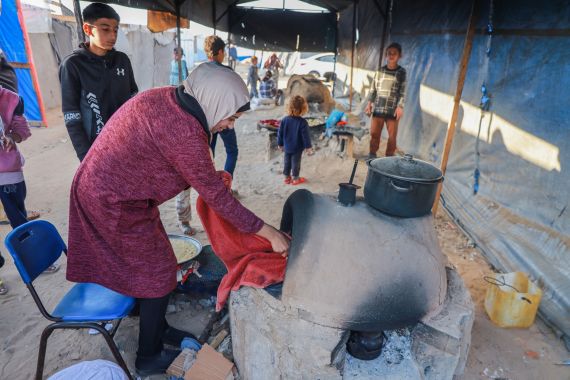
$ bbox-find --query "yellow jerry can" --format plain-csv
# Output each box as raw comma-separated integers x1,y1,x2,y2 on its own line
484,272,542,328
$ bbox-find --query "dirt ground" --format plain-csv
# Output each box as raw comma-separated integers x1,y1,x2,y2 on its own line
0,71,568,379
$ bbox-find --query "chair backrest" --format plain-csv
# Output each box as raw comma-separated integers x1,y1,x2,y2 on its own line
4,220,67,284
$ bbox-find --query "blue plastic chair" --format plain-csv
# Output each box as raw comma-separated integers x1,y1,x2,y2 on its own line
4,220,135,380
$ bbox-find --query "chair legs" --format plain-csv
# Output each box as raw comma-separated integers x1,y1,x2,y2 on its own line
34,321,133,380
90,323,133,380
35,324,57,380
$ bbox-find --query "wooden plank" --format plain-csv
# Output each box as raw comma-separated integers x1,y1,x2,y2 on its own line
432,0,480,215
8,62,30,69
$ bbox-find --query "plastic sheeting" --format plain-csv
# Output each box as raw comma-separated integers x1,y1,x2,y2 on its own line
229,7,336,52
0,0,44,124
337,0,570,339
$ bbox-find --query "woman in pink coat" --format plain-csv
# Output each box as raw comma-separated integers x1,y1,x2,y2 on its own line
67,63,289,376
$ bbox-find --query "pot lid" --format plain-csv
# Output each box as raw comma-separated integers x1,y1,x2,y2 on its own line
368,154,443,182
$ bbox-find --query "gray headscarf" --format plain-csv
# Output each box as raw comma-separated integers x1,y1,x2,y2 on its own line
183,62,249,129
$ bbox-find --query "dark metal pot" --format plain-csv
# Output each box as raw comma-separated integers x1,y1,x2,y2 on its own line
364,154,443,218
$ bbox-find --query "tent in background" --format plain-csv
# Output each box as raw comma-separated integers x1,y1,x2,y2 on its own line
0,0,47,127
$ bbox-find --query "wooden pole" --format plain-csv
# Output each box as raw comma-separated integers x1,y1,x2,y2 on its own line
377,0,389,71
16,0,48,127
432,0,480,215
349,0,358,112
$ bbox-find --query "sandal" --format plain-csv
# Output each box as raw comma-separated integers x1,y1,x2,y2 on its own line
27,210,41,221
43,264,60,274
284,176,292,184
0,279,8,295
291,177,306,185
178,222,196,237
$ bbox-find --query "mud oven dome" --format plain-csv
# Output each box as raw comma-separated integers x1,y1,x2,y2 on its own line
229,187,474,379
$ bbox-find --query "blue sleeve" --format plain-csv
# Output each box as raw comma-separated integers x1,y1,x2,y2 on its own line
277,118,285,146
300,119,312,149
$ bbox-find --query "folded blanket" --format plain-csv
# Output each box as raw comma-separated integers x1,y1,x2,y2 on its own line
196,172,286,311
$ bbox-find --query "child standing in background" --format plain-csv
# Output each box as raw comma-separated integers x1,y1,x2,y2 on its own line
278,95,313,185
365,42,406,158
247,56,260,98
169,47,189,85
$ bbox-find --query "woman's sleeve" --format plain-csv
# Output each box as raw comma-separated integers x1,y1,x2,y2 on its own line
156,121,264,234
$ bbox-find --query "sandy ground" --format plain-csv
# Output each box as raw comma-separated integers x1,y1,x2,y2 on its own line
0,70,568,379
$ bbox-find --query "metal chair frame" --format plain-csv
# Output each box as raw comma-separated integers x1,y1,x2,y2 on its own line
26,277,133,380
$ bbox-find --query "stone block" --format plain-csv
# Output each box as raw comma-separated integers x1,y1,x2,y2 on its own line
412,267,474,379
230,287,347,380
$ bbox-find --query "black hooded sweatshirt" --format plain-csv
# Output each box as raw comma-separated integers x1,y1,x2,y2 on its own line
59,43,138,161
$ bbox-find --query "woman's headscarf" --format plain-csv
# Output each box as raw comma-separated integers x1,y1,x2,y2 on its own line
183,62,249,129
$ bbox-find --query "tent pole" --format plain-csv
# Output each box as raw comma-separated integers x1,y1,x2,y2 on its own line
72,0,84,43
16,0,48,127
377,0,389,71
332,12,339,97
349,0,358,112
213,0,217,33
432,0,480,215
176,0,182,83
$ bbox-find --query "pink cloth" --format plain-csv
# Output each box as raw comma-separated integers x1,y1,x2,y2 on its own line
0,88,31,173
197,172,286,311
67,87,263,298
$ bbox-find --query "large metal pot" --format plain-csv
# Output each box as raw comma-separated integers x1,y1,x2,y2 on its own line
363,154,443,218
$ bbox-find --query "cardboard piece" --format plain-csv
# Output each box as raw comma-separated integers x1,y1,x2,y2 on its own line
166,348,197,378
185,344,234,380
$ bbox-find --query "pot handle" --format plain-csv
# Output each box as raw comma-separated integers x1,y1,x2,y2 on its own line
390,180,414,192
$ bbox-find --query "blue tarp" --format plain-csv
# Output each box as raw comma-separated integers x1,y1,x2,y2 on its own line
0,0,43,124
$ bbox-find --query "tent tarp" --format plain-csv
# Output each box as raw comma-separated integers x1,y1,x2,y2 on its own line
229,7,336,51
0,0,45,124
338,0,570,338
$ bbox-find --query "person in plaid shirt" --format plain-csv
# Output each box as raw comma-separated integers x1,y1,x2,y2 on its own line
365,43,406,157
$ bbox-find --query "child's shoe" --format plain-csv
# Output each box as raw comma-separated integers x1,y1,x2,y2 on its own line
291,177,306,185
284,176,292,184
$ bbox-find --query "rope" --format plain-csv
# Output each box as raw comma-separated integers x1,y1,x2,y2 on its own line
473,0,494,195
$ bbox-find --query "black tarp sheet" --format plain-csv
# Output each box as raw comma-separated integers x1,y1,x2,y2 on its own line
229,7,336,51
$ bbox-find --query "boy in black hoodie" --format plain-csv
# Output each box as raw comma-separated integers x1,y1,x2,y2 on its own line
59,3,138,161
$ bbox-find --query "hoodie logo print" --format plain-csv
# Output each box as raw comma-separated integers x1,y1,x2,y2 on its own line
116,68,125,76
86,92,105,134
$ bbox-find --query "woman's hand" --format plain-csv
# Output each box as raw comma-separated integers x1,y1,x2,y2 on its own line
395,107,404,121
256,223,290,257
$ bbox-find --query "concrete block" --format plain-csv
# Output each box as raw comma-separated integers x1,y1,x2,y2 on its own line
412,267,474,379
230,287,347,380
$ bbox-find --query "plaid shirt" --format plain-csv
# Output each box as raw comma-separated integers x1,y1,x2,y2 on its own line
367,65,406,116
259,79,276,98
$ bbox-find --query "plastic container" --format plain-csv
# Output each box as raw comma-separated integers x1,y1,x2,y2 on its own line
484,272,542,328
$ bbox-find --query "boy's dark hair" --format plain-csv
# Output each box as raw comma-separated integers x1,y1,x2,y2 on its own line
386,42,402,55
287,95,308,117
82,3,120,24
174,47,184,55
204,35,226,58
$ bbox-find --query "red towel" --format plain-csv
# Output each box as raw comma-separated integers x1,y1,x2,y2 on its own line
196,172,286,311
